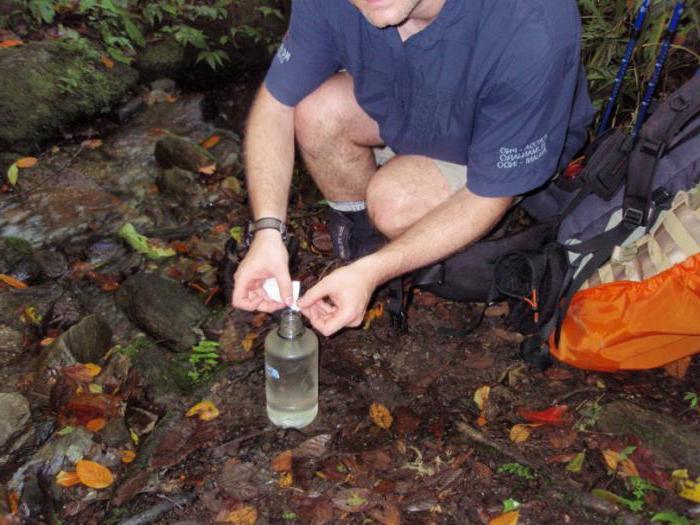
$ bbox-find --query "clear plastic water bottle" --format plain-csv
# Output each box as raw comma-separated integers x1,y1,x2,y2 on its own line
265,309,318,428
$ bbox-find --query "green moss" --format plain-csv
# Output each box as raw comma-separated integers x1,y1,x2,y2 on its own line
135,39,187,82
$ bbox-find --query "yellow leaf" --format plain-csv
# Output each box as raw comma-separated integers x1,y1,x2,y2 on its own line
618,458,639,478
86,418,106,432
16,157,38,168
76,460,114,489
56,470,81,487
224,505,258,525
198,163,217,175
509,424,532,443
6,162,18,186
120,450,137,464
602,449,638,478
369,402,393,430
186,400,220,421
271,450,292,472
40,337,55,346
363,302,384,330
602,449,619,471
100,55,114,69
473,385,491,411
21,306,42,325
84,363,102,377
489,510,519,525
672,469,700,503
277,471,293,488
200,135,221,150
241,332,258,352
0,274,28,289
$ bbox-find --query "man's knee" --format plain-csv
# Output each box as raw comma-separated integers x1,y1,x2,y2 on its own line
294,74,353,148
366,169,415,238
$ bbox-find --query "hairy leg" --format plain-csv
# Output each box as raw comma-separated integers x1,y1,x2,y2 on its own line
294,72,382,202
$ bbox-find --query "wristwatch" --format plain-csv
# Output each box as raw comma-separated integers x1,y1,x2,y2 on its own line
244,217,288,247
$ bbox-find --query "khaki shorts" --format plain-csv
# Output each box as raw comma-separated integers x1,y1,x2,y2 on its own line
373,146,468,193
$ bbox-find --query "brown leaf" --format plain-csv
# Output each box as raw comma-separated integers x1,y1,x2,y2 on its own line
548,428,578,450
76,460,114,489
15,157,37,168
370,502,401,525
223,504,258,525
271,450,292,472
0,274,28,289
293,434,332,458
363,302,384,330
369,402,393,430
546,452,579,464
664,356,691,379
393,406,421,435
463,354,495,369
509,424,533,443
200,135,221,150
241,332,258,353
331,488,372,513
111,471,149,506
56,470,81,487
99,54,114,68
86,418,106,432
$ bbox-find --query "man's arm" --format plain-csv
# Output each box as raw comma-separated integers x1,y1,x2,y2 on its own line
231,85,297,312
299,188,512,335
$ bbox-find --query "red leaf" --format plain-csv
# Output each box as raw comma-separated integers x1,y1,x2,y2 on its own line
518,404,571,425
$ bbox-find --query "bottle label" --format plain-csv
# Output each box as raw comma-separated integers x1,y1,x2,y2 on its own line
265,364,280,380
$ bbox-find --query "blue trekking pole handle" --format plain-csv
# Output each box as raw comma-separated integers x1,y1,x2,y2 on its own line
632,1,685,139
597,0,651,135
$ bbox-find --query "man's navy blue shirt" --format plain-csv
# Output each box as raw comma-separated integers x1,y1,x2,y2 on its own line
265,0,596,197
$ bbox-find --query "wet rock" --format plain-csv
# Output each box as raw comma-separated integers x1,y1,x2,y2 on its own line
33,314,112,396
116,95,147,123
126,407,159,437
135,39,187,83
0,283,64,329
47,290,85,330
597,400,700,472
33,248,69,279
154,135,216,173
0,237,41,283
116,273,208,351
156,168,205,201
0,393,34,469
0,40,138,150
150,78,177,93
0,324,23,367
101,417,132,448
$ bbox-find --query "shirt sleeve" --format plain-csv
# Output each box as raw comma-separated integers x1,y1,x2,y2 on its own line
467,26,581,197
264,0,341,107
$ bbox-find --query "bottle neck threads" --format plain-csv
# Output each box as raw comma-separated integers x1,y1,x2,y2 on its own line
277,309,305,339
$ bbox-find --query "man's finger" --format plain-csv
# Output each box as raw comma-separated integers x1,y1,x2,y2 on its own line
274,271,294,307
298,279,332,309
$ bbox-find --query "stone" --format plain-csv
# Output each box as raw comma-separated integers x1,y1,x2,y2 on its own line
0,283,64,330
0,40,138,150
150,78,177,93
135,39,187,83
0,324,23,367
154,136,216,173
597,400,700,472
156,168,205,200
32,248,69,280
33,315,112,396
0,393,34,469
116,273,208,352
0,237,41,283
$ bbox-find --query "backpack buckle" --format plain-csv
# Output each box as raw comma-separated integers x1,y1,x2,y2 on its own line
639,137,667,158
623,206,645,227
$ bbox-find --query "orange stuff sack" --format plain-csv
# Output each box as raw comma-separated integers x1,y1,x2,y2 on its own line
551,253,700,372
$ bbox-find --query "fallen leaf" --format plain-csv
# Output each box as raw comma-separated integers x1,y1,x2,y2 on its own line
241,332,258,352
21,306,41,325
489,510,519,525
16,157,38,168
277,471,293,488
6,163,18,186
519,405,570,425
198,163,217,175
120,450,136,464
100,55,114,69
251,312,269,328
86,418,106,432
509,424,532,443
370,502,401,525
463,354,495,369
369,402,393,430
118,223,175,260
165,94,178,103
476,415,488,427
186,400,220,421
224,504,258,525
602,449,639,478
602,449,620,471
566,451,586,473
473,385,491,411
546,453,579,464
0,274,28,289
293,434,332,458
40,337,55,346
56,470,81,487
200,135,221,150
363,302,384,330
664,357,691,379
332,488,371,513
64,363,101,383
0,39,23,47
82,138,103,149
271,450,292,472
230,226,244,243
672,470,700,503
76,460,114,489
548,428,578,449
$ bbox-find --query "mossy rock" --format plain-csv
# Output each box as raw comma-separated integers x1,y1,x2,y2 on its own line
134,39,187,83
154,136,216,173
0,40,138,151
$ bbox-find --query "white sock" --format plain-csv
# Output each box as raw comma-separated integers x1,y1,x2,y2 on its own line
327,200,366,212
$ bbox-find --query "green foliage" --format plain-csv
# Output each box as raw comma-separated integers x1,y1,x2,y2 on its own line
497,463,535,480
684,391,698,410
651,510,690,525
627,476,656,500
187,339,220,382
115,335,150,359
502,499,521,512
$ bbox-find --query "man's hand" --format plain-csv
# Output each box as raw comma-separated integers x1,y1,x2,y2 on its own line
298,260,377,336
232,230,293,313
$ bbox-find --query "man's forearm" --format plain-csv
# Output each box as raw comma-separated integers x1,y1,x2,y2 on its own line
360,188,512,287
244,85,296,220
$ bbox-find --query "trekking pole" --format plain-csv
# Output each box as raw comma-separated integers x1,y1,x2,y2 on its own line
597,0,651,135
632,1,685,139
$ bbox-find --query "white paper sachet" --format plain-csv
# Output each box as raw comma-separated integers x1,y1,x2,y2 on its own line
262,278,301,311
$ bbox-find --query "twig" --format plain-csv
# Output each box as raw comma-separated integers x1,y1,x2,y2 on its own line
116,492,195,525
212,427,275,452
552,386,599,405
